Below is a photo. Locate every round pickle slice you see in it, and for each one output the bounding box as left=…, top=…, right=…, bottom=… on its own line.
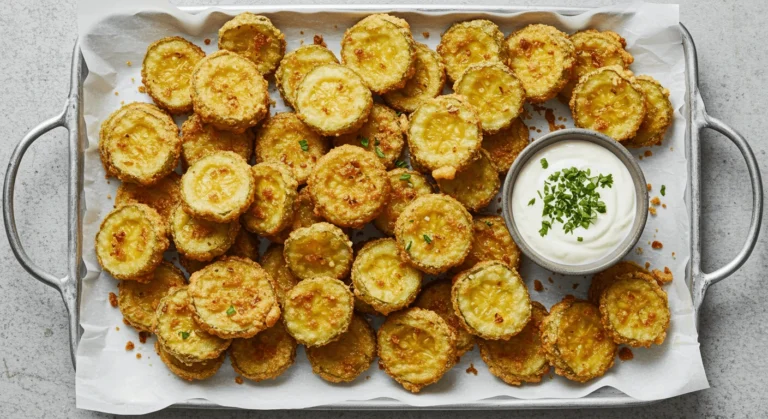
left=226, top=229, right=259, bottom=261
left=383, top=42, right=446, bottom=113
left=560, top=29, right=634, bottom=101
left=141, top=36, right=205, bottom=114
left=180, top=114, right=254, bottom=169
left=169, top=205, right=239, bottom=262
left=373, top=169, right=433, bottom=236
left=228, top=322, right=297, bottom=382
left=115, top=172, right=180, bottom=224
left=437, top=19, right=507, bottom=83
left=156, top=341, right=225, bottom=381
left=276, top=45, right=339, bottom=108
left=282, top=277, right=354, bottom=347
left=180, top=151, right=255, bottom=223
left=118, top=261, right=186, bottom=332
left=599, top=272, right=670, bottom=347
left=217, top=13, right=286, bottom=75
left=260, top=244, right=299, bottom=306
left=283, top=222, right=353, bottom=280
left=242, top=162, right=298, bottom=236
left=265, top=187, right=323, bottom=244
left=626, top=75, right=674, bottom=148
left=482, top=118, right=529, bottom=174
left=454, top=215, right=521, bottom=273
left=453, top=62, right=526, bottom=134
left=306, top=314, right=376, bottom=383
left=414, top=279, right=475, bottom=357
left=588, top=260, right=648, bottom=304
left=436, top=148, right=500, bottom=212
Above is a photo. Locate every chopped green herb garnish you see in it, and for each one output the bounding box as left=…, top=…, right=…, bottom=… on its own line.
left=400, top=173, right=411, bottom=181
left=660, top=185, right=666, bottom=196
left=395, top=160, right=408, bottom=168
left=226, top=305, right=236, bottom=316
left=359, top=137, right=370, bottom=148
left=406, top=241, right=412, bottom=251
left=540, top=158, right=549, bottom=169
left=423, top=234, right=432, bottom=244
left=374, top=146, right=385, bottom=158
left=528, top=198, right=536, bottom=206
left=396, top=110, right=403, bottom=116
left=179, top=331, right=190, bottom=340
left=485, top=221, right=493, bottom=227
left=577, top=237, right=583, bottom=242
left=299, top=139, right=309, bottom=151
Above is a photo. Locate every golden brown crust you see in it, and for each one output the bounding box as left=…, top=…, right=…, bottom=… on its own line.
left=282, top=277, right=355, bottom=347
left=169, top=205, right=240, bottom=262
left=260, top=243, right=299, bottom=306
left=414, top=279, right=475, bottom=357
left=599, top=272, right=670, bottom=347
left=482, top=118, right=529, bottom=174
left=383, top=42, right=446, bottom=113
left=180, top=114, right=254, bottom=169
left=114, top=172, right=180, bottom=224
left=264, top=187, right=323, bottom=244
left=560, top=29, right=634, bottom=101
left=436, top=148, right=500, bottom=212
left=242, top=162, right=298, bottom=236
left=588, top=260, right=648, bottom=304
left=306, top=314, right=376, bottom=383
left=437, top=19, right=507, bottom=83
left=156, top=341, right=225, bottom=381
left=455, top=215, right=521, bottom=273
left=333, top=104, right=406, bottom=169
left=142, top=36, right=206, bottom=114
left=283, top=222, right=353, bottom=280
left=218, top=13, right=286, bottom=75
left=453, top=62, right=526, bottom=134
left=625, top=75, right=674, bottom=148
left=180, top=151, right=255, bottom=223
left=118, top=262, right=186, bottom=332
left=276, top=44, right=339, bottom=108
left=228, top=322, right=297, bottom=381
left=373, top=169, right=433, bottom=236
left=226, top=229, right=260, bottom=261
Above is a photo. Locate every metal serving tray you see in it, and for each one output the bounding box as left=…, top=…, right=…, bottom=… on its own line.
left=3, top=5, right=763, bottom=410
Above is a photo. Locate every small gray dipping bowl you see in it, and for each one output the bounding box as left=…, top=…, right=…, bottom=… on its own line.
left=501, top=128, right=649, bottom=276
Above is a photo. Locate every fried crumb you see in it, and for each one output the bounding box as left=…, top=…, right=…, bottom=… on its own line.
left=116, top=326, right=120, bottom=331
left=422, top=31, right=430, bottom=38
left=635, top=247, right=643, bottom=255
left=204, top=38, right=211, bottom=45
left=131, top=77, right=135, bottom=83
left=136, top=353, right=142, bottom=359
left=366, top=375, right=370, bottom=380
left=125, top=341, right=135, bottom=351
left=108, top=292, right=118, bottom=308
left=139, top=331, right=150, bottom=344
left=647, top=183, right=652, bottom=191
left=466, top=363, right=478, bottom=375
left=533, top=280, right=544, bottom=292
left=547, top=277, right=553, bottom=284
left=652, top=241, right=663, bottom=250
left=138, top=85, right=146, bottom=94
left=672, top=252, right=676, bottom=257
left=662, top=204, right=667, bottom=209
left=644, top=150, right=653, bottom=157
left=572, top=283, right=579, bottom=290
left=652, top=267, right=674, bottom=284
left=313, top=34, right=327, bottom=47
left=114, top=91, right=119, bottom=96
left=334, top=24, right=338, bottom=29
left=119, top=101, right=124, bottom=105
left=650, top=196, right=661, bottom=206
left=645, top=262, right=651, bottom=269
left=235, top=376, right=244, bottom=385
left=107, top=194, right=112, bottom=200
left=649, top=207, right=657, bottom=216
left=126, top=61, right=132, bottom=67
left=619, top=347, right=634, bottom=361
left=123, top=317, right=130, bottom=325
left=299, top=39, right=304, bottom=45
left=495, top=208, right=502, bottom=214
left=300, top=30, right=304, bottom=35
left=638, top=155, right=643, bottom=160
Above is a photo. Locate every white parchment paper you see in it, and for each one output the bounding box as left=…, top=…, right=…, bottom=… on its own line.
left=76, top=1, right=708, bottom=414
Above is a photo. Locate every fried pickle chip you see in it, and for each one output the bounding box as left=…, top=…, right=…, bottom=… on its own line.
left=191, top=50, right=270, bottom=133
left=188, top=256, right=281, bottom=339
left=482, top=118, right=529, bottom=174
left=179, top=255, right=208, bottom=276
left=588, top=260, right=647, bottom=304
left=599, top=272, right=670, bottom=347
left=229, top=322, right=297, bottom=382
left=436, top=148, right=500, bottom=212
left=226, top=229, right=259, bottom=261
left=453, top=62, right=526, bottom=134
left=242, top=162, right=298, bottom=236
left=283, top=222, right=353, bottom=280
left=505, top=24, right=575, bottom=103
left=541, top=296, right=616, bottom=382
left=306, top=314, right=376, bottom=383
left=374, top=169, right=433, bottom=236
left=334, top=104, right=405, bottom=169
left=455, top=215, right=521, bottom=273
left=180, top=151, right=255, bottom=223
left=265, top=187, right=323, bottom=243
left=407, top=94, right=483, bottom=180
left=295, top=63, right=373, bottom=136
left=383, top=42, right=446, bottom=113
left=156, top=341, right=225, bottom=381
left=218, top=13, right=286, bottom=75
left=477, top=301, right=549, bottom=386
left=115, top=172, right=180, bottom=224
left=169, top=205, right=239, bottom=262
left=437, top=19, right=506, bottom=83
left=141, top=36, right=205, bottom=114
left=626, top=75, right=673, bottom=148
left=282, top=277, right=354, bottom=347
left=569, top=66, right=646, bottom=142
left=118, top=261, right=186, bottom=332
left=560, top=29, right=634, bottom=101
left=260, top=243, right=299, bottom=306
left=414, top=279, right=475, bottom=357
left=377, top=308, right=457, bottom=393
left=180, top=114, right=254, bottom=169
left=452, top=261, right=531, bottom=340
left=308, top=145, right=390, bottom=228
left=394, top=194, right=473, bottom=274
left=276, top=45, right=339, bottom=108
left=96, top=203, right=169, bottom=281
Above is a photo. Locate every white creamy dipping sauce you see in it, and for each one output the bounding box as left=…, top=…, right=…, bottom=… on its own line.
left=511, top=140, right=636, bottom=266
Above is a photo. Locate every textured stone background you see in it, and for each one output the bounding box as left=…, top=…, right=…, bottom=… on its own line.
left=0, top=0, right=765, bottom=417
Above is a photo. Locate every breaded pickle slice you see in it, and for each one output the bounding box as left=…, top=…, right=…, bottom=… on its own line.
left=482, top=118, right=529, bottom=174
left=569, top=66, right=646, bottom=141
left=95, top=203, right=169, bottom=281
left=156, top=341, right=225, bottom=381
left=452, top=261, right=531, bottom=340
left=626, top=75, right=674, bottom=148
left=283, top=222, right=353, bottom=280
left=295, top=63, right=373, bottom=136
left=142, top=36, right=205, bottom=114
left=188, top=257, right=281, bottom=339
left=254, top=112, right=330, bottom=185
left=374, top=169, right=433, bottom=236
left=308, top=145, right=390, bottom=228
left=226, top=229, right=259, bottom=261
left=180, top=151, right=255, bottom=223
left=229, top=322, right=297, bottom=382
left=118, top=261, right=186, bottom=332
left=180, top=114, right=254, bottom=168
left=560, top=29, right=634, bottom=100
left=505, top=24, right=575, bottom=103
left=169, top=205, right=239, bottom=262
left=276, top=45, right=339, bottom=109
left=588, top=260, right=647, bottom=304
left=154, top=286, right=231, bottom=365
left=407, top=94, right=483, bottom=180
left=260, top=244, right=299, bottom=306
left=377, top=308, right=457, bottom=393
left=265, top=187, right=323, bottom=244
left=477, top=301, right=549, bottom=386
left=306, top=314, right=376, bottom=383
left=455, top=215, right=521, bottom=273
left=99, top=102, right=181, bottom=186
left=115, top=172, right=180, bottom=224
left=436, top=148, right=500, bottom=212
left=191, top=50, right=270, bottom=133
left=179, top=255, right=208, bottom=276
left=599, top=272, right=670, bottom=347
left=242, top=162, right=298, bottom=236
left=437, top=19, right=506, bottom=83
left=541, top=296, right=616, bottom=382
left=383, top=42, right=445, bottom=113
left=218, top=13, right=286, bottom=75
left=282, top=277, right=354, bottom=347
left=341, top=14, right=416, bottom=94
left=394, top=194, right=473, bottom=274
left=351, top=238, right=422, bottom=315
left=334, top=104, right=405, bottom=169
left=414, top=279, right=475, bottom=357
left=453, top=62, right=526, bottom=134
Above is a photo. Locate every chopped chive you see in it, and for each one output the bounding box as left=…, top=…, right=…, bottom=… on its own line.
left=395, top=160, right=408, bottom=168
left=540, top=158, right=549, bottom=169
left=577, top=237, right=583, bottom=242
left=374, top=146, right=385, bottom=158
left=528, top=198, right=536, bottom=206
left=485, top=221, right=493, bottom=227
left=179, top=331, right=190, bottom=340
left=396, top=110, right=403, bottom=116
left=226, top=305, right=236, bottom=316
left=406, top=241, right=412, bottom=251
left=299, top=139, right=309, bottom=151
left=423, top=234, right=432, bottom=244
left=359, top=137, right=369, bottom=148
left=660, top=185, right=666, bottom=196
left=399, top=173, right=411, bottom=181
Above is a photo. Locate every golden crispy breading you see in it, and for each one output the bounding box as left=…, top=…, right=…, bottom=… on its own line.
left=452, top=261, right=531, bottom=340
left=180, top=114, right=254, bottom=169
left=341, top=14, right=416, bottom=94
left=114, top=172, right=180, bottom=224
left=374, top=169, right=433, bottom=236
left=569, top=66, right=646, bottom=141
left=414, top=279, right=475, bottom=357
left=180, top=151, right=255, bottom=223
left=282, top=277, right=354, bottom=347
left=455, top=215, right=521, bottom=272
left=541, top=296, right=616, bottom=382
left=308, top=145, right=390, bottom=228
left=437, top=19, right=506, bottom=83
left=154, top=286, right=231, bottom=365
left=265, top=187, right=323, bottom=243
left=306, top=314, right=376, bottom=383
left=560, top=29, right=634, bottom=100
left=228, top=322, right=297, bottom=382
left=283, top=222, right=353, bottom=280
left=599, top=272, right=670, bottom=347
left=169, top=205, right=239, bottom=262
left=482, top=118, right=529, bottom=174
left=179, top=255, right=207, bottom=276
left=394, top=194, right=473, bottom=274
left=588, top=260, right=647, bottom=304
left=99, top=102, right=181, bottom=186
left=226, top=229, right=259, bottom=261
left=191, top=50, right=270, bottom=133
left=351, top=238, right=422, bottom=315
left=254, top=113, right=330, bottom=185
left=242, top=162, right=298, bottom=236
left=377, top=308, right=457, bottom=393
left=295, top=63, right=373, bottom=136
left=118, top=262, right=186, bottom=332
left=436, top=149, right=499, bottom=212
left=156, top=341, right=225, bottom=381
left=260, top=243, right=299, bottom=306
left=477, top=301, right=549, bottom=386
left=95, top=203, right=169, bottom=281
left=218, top=13, right=286, bottom=75
left=276, top=45, right=339, bottom=108
left=453, top=62, right=526, bottom=134
left=188, top=257, right=281, bottom=339
left=334, top=104, right=406, bottom=169
left=407, top=94, right=483, bottom=180
left=505, top=24, right=575, bottom=103
left=383, top=42, right=446, bottom=113
left=141, top=37, right=205, bottom=114
left=626, top=76, right=674, bottom=148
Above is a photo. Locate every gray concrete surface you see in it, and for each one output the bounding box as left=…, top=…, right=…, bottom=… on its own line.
left=1, top=0, right=765, bottom=417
